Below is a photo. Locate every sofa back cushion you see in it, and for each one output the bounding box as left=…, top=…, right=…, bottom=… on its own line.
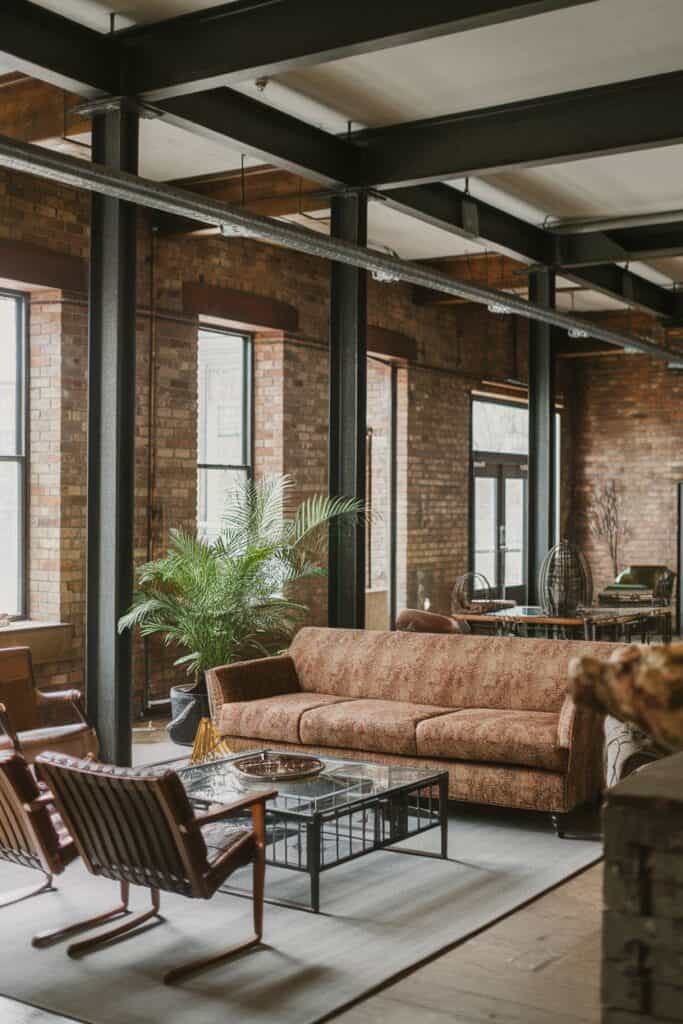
left=288, top=628, right=624, bottom=713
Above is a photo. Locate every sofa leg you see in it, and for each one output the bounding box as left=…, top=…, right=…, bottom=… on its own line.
left=550, top=813, right=567, bottom=838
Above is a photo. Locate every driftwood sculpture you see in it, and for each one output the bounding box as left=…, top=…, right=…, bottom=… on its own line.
left=569, top=643, right=683, bottom=753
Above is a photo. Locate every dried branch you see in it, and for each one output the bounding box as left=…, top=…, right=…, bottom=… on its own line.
left=588, top=480, right=630, bottom=579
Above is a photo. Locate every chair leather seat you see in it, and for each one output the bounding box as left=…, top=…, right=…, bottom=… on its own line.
left=0, top=722, right=97, bottom=763
left=415, top=709, right=567, bottom=772
left=299, top=699, right=453, bottom=756
left=219, top=692, right=354, bottom=744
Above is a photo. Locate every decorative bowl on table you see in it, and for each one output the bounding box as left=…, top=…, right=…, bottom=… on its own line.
left=232, top=751, right=325, bottom=782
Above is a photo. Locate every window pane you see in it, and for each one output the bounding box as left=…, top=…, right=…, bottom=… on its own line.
left=504, top=477, right=525, bottom=588
left=0, top=461, right=21, bottom=615
left=0, top=297, right=18, bottom=455
left=198, top=467, right=247, bottom=541
left=472, top=400, right=528, bottom=455
left=474, top=476, right=498, bottom=587
left=197, top=330, right=245, bottom=465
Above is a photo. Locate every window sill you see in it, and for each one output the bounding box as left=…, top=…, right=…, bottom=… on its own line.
left=0, top=621, right=73, bottom=664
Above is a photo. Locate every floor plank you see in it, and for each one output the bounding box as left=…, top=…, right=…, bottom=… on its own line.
left=332, top=863, right=603, bottom=1024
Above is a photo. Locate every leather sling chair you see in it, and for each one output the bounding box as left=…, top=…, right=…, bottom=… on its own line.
left=0, top=647, right=98, bottom=762
left=0, top=747, right=78, bottom=909
left=396, top=608, right=470, bottom=634
left=34, top=752, right=276, bottom=985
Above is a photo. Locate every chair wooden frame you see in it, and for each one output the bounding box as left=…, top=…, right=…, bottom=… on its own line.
left=34, top=753, right=276, bottom=984
left=0, top=746, right=77, bottom=909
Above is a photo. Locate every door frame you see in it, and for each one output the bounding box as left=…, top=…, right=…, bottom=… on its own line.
left=470, top=451, right=528, bottom=602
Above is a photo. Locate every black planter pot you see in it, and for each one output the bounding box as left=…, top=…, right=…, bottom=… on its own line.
left=167, top=683, right=211, bottom=746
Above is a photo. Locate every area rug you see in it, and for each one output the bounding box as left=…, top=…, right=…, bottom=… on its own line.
left=0, top=804, right=601, bottom=1024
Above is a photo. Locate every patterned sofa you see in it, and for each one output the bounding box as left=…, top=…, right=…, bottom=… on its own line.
left=206, top=628, right=622, bottom=814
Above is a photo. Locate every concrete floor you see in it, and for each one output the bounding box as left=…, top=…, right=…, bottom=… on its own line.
left=1, top=725, right=603, bottom=1023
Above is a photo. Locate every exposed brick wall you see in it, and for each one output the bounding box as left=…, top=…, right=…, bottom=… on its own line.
left=4, top=164, right=597, bottom=718
left=570, top=352, right=683, bottom=593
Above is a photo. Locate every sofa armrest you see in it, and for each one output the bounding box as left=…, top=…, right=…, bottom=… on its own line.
left=205, top=655, right=300, bottom=720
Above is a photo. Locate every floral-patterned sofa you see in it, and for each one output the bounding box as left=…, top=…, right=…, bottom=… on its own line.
left=206, top=628, right=623, bottom=814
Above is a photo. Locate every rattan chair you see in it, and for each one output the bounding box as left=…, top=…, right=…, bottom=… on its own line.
left=0, top=747, right=77, bottom=909
left=0, top=647, right=98, bottom=762
left=34, top=752, right=276, bottom=984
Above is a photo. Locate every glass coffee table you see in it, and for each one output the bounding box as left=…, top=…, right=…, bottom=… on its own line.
left=174, top=749, right=449, bottom=912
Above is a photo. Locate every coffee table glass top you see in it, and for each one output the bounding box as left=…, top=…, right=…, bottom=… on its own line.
left=176, top=749, right=444, bottom=817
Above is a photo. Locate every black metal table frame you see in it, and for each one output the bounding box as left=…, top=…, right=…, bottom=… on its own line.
left=182, top=758, right=449, bottom=914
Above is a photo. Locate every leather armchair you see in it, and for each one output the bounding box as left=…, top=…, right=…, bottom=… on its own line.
left=0, top=647, right=98, bottom=762
left=34, top=752, right=276, bottom=984
left=0, top=748, right=77, bottom=908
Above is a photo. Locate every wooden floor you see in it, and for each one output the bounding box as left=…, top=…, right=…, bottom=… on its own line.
left=0, top=863, right=603, bottom=1024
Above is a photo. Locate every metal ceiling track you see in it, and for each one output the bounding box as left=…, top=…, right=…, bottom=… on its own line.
left=0, top=131, right=672, bottom=361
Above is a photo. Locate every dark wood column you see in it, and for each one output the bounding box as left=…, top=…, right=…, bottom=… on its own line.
left=328, top=193, right=368, bottom=628
left=526, top=267, right=557, bottom=605
left=86, top=99, right=139, bottom=765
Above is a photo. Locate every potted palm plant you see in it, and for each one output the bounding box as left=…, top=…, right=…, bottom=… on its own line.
left=118, top=474, right=364, bottom=744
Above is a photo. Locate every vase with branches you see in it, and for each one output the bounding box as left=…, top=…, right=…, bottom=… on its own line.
left=588, top=479, right=630, bottom=579
left=118, top=475, right=366, bottom=732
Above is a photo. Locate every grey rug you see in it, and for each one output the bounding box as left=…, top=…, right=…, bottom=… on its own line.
left=0, top=804, right=601, bottom=1024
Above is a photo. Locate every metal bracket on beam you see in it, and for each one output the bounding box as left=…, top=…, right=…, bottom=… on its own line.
left=462, top=197, right=480, bottom=238
left=72, top=96, right=163, bottom=121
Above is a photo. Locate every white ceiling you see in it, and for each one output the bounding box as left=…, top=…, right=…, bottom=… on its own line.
left=25, top=0, right=683, bottom=300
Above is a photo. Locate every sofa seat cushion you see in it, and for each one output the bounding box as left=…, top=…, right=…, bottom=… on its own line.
left=299, top=699, right=452, bottom=756
left=415, top=709, right=567, bottom=772
left=219, top=692, right=353, bottom=744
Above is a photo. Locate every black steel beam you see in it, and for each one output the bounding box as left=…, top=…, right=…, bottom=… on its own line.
left=156, top=88, right=360, bottom=185
left=0, top=0, right=118, bottom=96
left=526, top=268, right=557, bottom=604
left=355, top=70, right=683, bottom=188
left=328, top=193, right=368, bottom=629
left=119, top=0, right=596, bottom=100
left=149, top=86, right=675, bottom=319
left=86, top=100, right=139, bottom=766
left=562, top=264, right=677, bottom=319
left=561, top=222, right=683, bottom=264
left=381, top=183, right=551, bottom=264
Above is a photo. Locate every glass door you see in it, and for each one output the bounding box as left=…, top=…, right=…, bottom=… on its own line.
left=473, top=459, right=527, bottom=603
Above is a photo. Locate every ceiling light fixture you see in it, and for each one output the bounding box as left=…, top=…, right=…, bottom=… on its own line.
left=221, top=223, right=261, bottom=239
left=371, top=269, right=401, bottom=284
left=487, top=302, right=513, bottom=315
left=568, top=327, right=590, bottom=339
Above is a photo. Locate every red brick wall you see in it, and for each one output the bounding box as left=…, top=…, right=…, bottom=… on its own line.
left=5, top=165, right=593, bottom=716
left=570, top=352, right=683, bottom=593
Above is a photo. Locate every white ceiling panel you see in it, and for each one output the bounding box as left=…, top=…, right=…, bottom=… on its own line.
left=31, top=0, right=234, bottom=31
left=277, top=0, right=683, bottom=127
left=482, top=146, right=683, bottom=221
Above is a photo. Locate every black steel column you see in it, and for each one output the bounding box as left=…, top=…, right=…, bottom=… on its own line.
left=527, top=268, right=557, bottom=605
left=328, top=193, right=368, bottom=628
left=86, top=100, right=139, bottom=765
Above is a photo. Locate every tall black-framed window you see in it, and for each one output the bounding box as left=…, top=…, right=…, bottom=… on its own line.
left=197, top=327, right=252, bottom=541
left=0, top=291, right=27, bottom=618
left=470, top=396, right=561, bottom=602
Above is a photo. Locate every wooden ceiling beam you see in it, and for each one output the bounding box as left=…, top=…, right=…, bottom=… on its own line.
left=412, top=253, right=529, bottom=305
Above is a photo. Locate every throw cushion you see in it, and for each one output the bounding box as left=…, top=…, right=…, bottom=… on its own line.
left=415, top=709, right=567, bottom=772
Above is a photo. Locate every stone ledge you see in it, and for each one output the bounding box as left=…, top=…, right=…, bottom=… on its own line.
left=0, top=621, right=73, bottom=664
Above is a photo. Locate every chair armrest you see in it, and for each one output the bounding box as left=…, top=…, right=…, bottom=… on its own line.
left=37, top=688, right=87, bottom=723
left=205, top=655, right=300, bottom=720
left=0, top=702, right=18, bottom=747
left=183, top=789, right=278, bottom=832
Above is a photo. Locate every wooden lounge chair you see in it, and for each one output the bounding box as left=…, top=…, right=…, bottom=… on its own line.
left=34, top=752, right=276, bottom=984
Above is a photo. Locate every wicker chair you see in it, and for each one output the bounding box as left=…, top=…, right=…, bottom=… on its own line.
left=0, top=748, right=77, bottom=909
left=34, top=752, right=276, bottom=984
left=0, top=647, right=98, bottom=762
